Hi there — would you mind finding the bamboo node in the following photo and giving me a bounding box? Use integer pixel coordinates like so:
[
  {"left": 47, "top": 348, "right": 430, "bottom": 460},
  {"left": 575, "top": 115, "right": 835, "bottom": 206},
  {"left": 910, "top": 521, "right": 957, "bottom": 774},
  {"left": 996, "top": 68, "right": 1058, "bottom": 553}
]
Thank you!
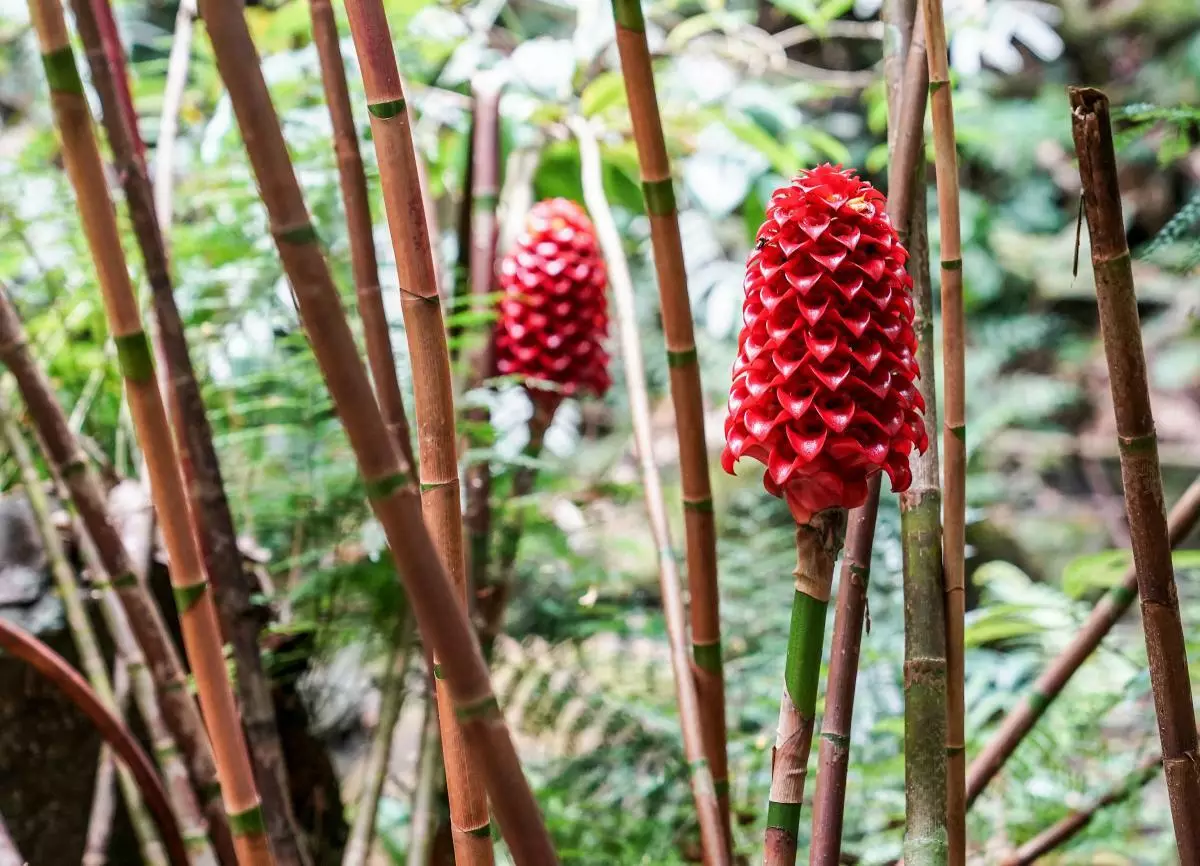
[
  {"left": 691, "top": 640, "right": 722, "bottom": 673},
  {"left": 1117, "top": 432, "right": 1157, "bottom": 455},
  {"left": 941, "top": 257, "right": 962, "bottom": 271},
  {"left": 641, "top": 178, "right": 677, "bottom": 216},
  {"left": 62, "top": 455, "right": 88, "bottom": 477},
  {"left": 112, "top": 571, "right": 139, "bottom": 588},
  {"left": 272, "top": 222, "right": 320, "bottom": 246},
  {"left": 765, "top": 800, "right": 803, "bottom": 830},
  {"left": 683, "top": 497, "right": 714, "bottom": 513},
  {"left": 611, "top": 0, "right": 647, "bottom": 33},
  {"left": 40, "top": 46, "right": 84, "bottom": 95},
  {"left": 928, "top": 79, "right": 948, "bottom": 93},
  {"left": 114, "top": 332, "right": 156, "bottom": 383},
  {"left": 363, "top": 470, "right": 412, "bottom": 500},
  {"left": 820, "top": 731, "right": 850, "bottom": 749},
  {"left": 665, "top": 347, "right": 698, "bottom": 368},
  {"left": 227, "top": 803, "right": 266, "bottom": 836},
  {"left": 946, "top": 745, "right": 965, "bottom": 756},
  {"left": 433, "top": 663, "right": 444, "bottom": 680},
  {"left": 419, "top": 479, "right": 455, "bottom": 492},
  {"left": 948, "top": 423, "right": 965, "bottom": 442},
  {"left": 472, "top": 191, "right": 499, "bottom": 212},
  {"left": 463, "top": 822, "right": 492, "bottom": 839},
  {"left": 454, "top": 694, "right": 501, "bottom": 722},
  {"left": 172, "top": 581, "right": 209, "bottom": 614},
  {"left": 366, "top": 97, "right": 407, "bottom": 119}
]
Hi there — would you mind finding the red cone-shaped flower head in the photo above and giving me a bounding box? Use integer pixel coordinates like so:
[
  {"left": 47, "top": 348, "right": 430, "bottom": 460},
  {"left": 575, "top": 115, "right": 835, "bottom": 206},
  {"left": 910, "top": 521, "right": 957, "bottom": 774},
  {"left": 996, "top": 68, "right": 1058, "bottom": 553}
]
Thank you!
[
  {"left": 721, "top": 164, "right": 927, "bottom": 524},
  {"left": 494, "top": 198, "right": 611, "bottom": 401}
]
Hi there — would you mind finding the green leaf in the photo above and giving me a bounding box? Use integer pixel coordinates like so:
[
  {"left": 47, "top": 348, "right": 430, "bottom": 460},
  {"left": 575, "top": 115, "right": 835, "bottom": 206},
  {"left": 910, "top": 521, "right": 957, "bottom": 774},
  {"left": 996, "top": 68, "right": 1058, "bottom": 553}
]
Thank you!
[
  {"left": 581, "top": 72, "right": 628, "bottom": 117},
  {"left": 1062, "top": 549, "right": 1200, "bottom": 598}
]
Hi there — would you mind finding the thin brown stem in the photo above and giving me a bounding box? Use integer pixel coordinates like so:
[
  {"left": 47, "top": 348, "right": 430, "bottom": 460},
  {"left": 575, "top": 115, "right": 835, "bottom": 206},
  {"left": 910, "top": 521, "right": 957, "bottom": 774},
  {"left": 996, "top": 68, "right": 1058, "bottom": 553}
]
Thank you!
[
  {"left": 607, "top": 0, "right": 729, "bottom": 843},
  {"left": 966, "top": 476, "right": 1200, "bottom": 805},
  {"left": 194, "top": 2, "right": 557, "bottom": 860},
  {"left": 73, "top": 0, "right": 306, "bottom": 857},
  {"left": 1069, "top": 85, "right": 1200, "bottom": 861},
  {"left": 574, "top": 115, "right": 729, "bottom": 866},
  {"left": 0, "top": 285, "right": 235, "bottom": 866},
  {"left": 920, "top": 1, "right": 965, "bottom": 861}
]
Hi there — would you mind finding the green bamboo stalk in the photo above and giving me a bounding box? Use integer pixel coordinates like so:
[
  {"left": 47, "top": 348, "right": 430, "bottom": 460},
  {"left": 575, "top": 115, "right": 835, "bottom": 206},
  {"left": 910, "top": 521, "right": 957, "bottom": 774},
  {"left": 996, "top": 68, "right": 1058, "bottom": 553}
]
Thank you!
[
  {"left": 764, "top": 511, "right": 846, "bottom": 866},
  {"left": 0, "top": 399, "right": 169, "bottom": 866},
  {"left": 920, "top": 1, "right": 966, "bottom": 861},
  {"left": 606, "top": 0, "right": 730, "bottom": 845},
  {"left": 1069, "top": 86, "right": 1200, "bottom": 862}
]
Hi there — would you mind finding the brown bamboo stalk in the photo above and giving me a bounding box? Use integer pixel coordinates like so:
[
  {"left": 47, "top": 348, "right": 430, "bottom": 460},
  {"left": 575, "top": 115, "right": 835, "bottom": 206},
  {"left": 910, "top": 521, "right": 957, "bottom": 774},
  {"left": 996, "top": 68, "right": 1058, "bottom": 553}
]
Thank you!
[
  {"left": 17, "top": 6, "right": 272, "bottom": 856},
  {"left": 308, "top": 0, "right": 415, "bottom": 469},
  {"left": 1069, "top": 85, "right": 1200, "bottom": 862},
  {"left": 72, "top": 1, "right": 307, "bottom": 859},
  {"left": 0, "top": 616, "right": 190, "bottom": 866},
  {"left": 1000, "top": 751, "right": 1163, "bottom": 866},
  {"left": 83, "top": 658, "right": 126, "bottom": 866},
  {"left": 0, "top": 401, "right": 168, "bottom": 866},
  {"left": 0, "top": 284, "right": 237, "bottom": 866},
  {"left": 573, "top": 114, "right": 728, "bottom": 866},
  {"left": 463, "top": 74, "right": 503, "bottom": 607},
  {"left": 921, "top": 2, "right": 965, "bottom": 862},
  {"left": 193, "top": 2, "right": 557, "bottom": 861},
  {"left": 607, "top": 1, "right": 729, "bottom": 842},
  {"left": 0, "top": 810, "right": 24, "bottom": 866},
  {"left": 966, "top": 475, "right": 1200, "bottom": 805},
  {"left": 337, "top": 7, "right": 492, "bottom": 862}
]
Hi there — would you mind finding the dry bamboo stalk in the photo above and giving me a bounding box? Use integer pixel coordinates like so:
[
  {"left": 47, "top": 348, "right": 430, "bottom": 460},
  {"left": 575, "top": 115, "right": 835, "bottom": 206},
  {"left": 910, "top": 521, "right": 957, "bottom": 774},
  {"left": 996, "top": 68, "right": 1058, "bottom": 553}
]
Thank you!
[
  {"left": 153, "top": 0, "right": 196, "bottom": 231},
  {"left": 1069, "top": 86, "right": 1200, "bottom": 862},
  {"left": 920, "top": 1, "right": 965, "bottom": 861},
  {"left": 193, "top": 2, "right": 557, "bottom": 860},
  {"left": 74, "top": 0, "right": 307, "bottom": 858},
  {"left": 338, "top": 6, "right": 492, "bottom": 861},
  {"left": 308, "top": 0, "right": 415, "bottom": 469},
  {"left": 0, "top": 616, "right": 190, "bottom": 866},
  {"left": 574, "top": 114, "right": 729, "bottom": 865},
  {"left": 83, "top": 658, "right": 126, "bottom": 866},
  {"left": 0, "top": 284, "right": 236, "bottom": 865},
  {"left": 0, "top": 402, "right": 168, "bottom": 866},
  {"left": 966, "top": 475, "right": 1200, "bottom": 805},
  {"left": 607, "top": 0, "right": 729, "bottom": 841},
  {"left": 17, "top": 4, "right": 272, "bottom": 854},
  {"left": 1000, "top": 751, "right": 1162, "bottom": 865}
]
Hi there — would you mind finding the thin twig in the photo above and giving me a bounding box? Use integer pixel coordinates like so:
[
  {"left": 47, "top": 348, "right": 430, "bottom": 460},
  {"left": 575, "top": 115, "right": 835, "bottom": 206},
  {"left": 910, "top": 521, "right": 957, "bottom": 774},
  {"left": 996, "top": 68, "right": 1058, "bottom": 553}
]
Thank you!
[{"left": 83, "top": 658, "right": 131, "bottom": 866}]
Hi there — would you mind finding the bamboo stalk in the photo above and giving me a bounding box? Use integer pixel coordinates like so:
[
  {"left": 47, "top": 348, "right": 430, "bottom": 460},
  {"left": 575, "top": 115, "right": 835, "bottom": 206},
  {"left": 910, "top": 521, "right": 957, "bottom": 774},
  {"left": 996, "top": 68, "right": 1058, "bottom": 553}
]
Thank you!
[
  {"left": 308, "top": 0, "right": 415, "bottom": 469},
  {"left": 154, "top": 0, "right": 196, "bottom": 231},
  {"left": 342, "top": 616, "right": 415, "bottom": 866},
  {"left": 407, "top": 692, "right": 441, "bottom": 866},
  {"left": 606, "top": 0, "right": 729, "bottom": 841},
  {"left": 72, "top": 0, "right": 307, "bottom": 859},
  {"left": 0, "top": 812, "right": 24, "bottom": 866},
  {"left": 193, "top": 3, "right": 557, "bottom": 860},
  {"left": 808, "top": 479, "right": 878, "bottom": 866},
  {"left": 0, "top": 403, "right": 169, "bottom": 866},
  {"left": 0, "top": 284, "right": 236, "bottom": 866},
  {"left": 337, "top": 8, "right": 493, "bottom": 862},
  {"left": 22, "top": 2, "right": 274, "bottom": 859},
  {"left": 999, "top": 751, "right": 1163, "bottom": 866},
  {"left": 1069, "top": 86, "right": 1200, "bottom": 862},
  {"left": 920, "top": 2, "right": 965, "bottom": 862},
  {"left": 463, "top": 75, "right": 503, "bottom": 607},
  {"left": 574, "top": 114, "right": 729, "bottom": 866},
  {"left": 0, "top": 616, "right": 190, "bottom": 866},
  {"left": 83, "top": 658, "right": 126, "bottom": 866},
  {"left": 966, "top": 475, "right": 1200, "bottom": 804}
]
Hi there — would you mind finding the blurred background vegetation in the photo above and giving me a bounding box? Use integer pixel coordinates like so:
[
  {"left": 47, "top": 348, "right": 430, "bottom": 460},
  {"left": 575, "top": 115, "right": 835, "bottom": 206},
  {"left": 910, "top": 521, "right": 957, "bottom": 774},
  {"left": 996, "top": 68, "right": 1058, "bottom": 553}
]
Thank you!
[{"left": 0, "top": 0, "right": 1199, "bottom": 861}]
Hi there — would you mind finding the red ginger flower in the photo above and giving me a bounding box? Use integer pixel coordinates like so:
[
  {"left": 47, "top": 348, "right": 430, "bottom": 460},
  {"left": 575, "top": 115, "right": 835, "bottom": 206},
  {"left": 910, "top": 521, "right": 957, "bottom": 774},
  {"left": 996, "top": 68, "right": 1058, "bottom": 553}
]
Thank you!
[
  {"left": 494, "top": 198, "right": 611, "bottom": 401},
  {"left": 721, "top": 164, "right": 927, "bottom": 524}
]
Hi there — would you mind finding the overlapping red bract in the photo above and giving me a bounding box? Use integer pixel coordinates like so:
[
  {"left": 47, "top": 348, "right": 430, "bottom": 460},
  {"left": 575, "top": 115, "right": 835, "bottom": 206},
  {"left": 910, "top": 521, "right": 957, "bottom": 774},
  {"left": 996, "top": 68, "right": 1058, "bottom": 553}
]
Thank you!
[
  {"left": 494, "top": 198, "right": 611, "bottom": 400},
  {"left": 721, "top": 164, "right": 927, "bottom": 524}
]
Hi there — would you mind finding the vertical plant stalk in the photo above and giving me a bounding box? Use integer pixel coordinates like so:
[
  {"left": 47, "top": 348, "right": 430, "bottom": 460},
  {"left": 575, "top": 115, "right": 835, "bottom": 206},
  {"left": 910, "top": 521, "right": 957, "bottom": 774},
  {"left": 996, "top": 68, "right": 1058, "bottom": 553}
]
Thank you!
[
  {"left": 0, "top": 811, "right": 24, "bottom": 866},
  {"left": 0, "top": 616, "right": 190, "bottom": 866},
  {"left": 18, "top": 5, "right": 274, "bottom": 859},
  {"left": 73, "top": 0, "right": 308, "bottom": 859},
  {"left": 84, "top": 659, "right": 126, "bottom": 866},
  {"left": 463, "top": 75, "right": 503, "bottom": 606},
  {"left": 193, "top": 2, "right": 558, "bottom": 860},
  {"left": 1000, "top": 751, "right": 1163, "bottom": 865},
  {"left": 339, "top": 7, "right": 493, "bottom": 862},
  {"left": 1069, "top": 86, "right": 1200, "bottom": 862},
  {"left": 574, "top": 115, "right": 729, "bottom": 866},
  {"left": 0, "top": 402, "right": 169, "bottom": 866},
  {"left": 309, "top": 0, "right": 415, "bottom": 469},
  {"left": 407, "top": 692, "right": 442, "bottom": 866},
  {"left": 764, "top": 511, "right": 846, "bottom": 866},
  {"left": 0, "top": 285, "right": 236, "bottom": 866},
  {"left": 921, "top": 1, "right": 966, "bottom": 862},
  {"left": 808, "top": 479, "right": 878, "bottom": 866},
  {"left": 607, "top": 1, "right": 730, "bottom": 843},
  {"left": 153, "top": 0, "right": 196, "bottom": 231},
  {"left": 341, "top": 616, "right": 415, "bottom": 866},
  {"left": 966, "top": 476, "right": 1200, "bottom": 804}
]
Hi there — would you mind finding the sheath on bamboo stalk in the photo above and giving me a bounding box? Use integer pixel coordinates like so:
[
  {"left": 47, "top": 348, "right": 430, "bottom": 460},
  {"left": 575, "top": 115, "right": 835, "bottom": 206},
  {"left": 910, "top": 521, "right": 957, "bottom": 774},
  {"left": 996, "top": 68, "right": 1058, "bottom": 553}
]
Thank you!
[
  {"left": 20, "top": 5, "right": 272, "bottom": 860},
  {"left": 194, "top": 2, "right": 557, "bottom": 860},
  {"left": 1069, "top": 86, "right": 1200, "bottom": 862},
  {"left": 966, "top": 475, "right": 1200, "bottom": 805},
  {"left": 723, "top": 162, "right": 928, "bottom": 864},
  {"left": 921, "top": 1, "right": 966, "bottom": 861},
  {"left": 0, "top": 401, "right": 169, "bottom": 866},
  {"left": 0, "top": 616, "right": 190, "bottom": 866},
  {"left": 1000, "top": 752, "right": 1163, "bottom": 866},
  {"left": 0, "top": 285, "right": 237, "bottom": 865},
  {"left": 574, "top": 115, "right": 728, "bottom": 865},
  {"left": 73, "top": 0, "right": 307, "bottom": 859},
  {"left": 607, "top": 0, "right": 730, "bottom": 839}
]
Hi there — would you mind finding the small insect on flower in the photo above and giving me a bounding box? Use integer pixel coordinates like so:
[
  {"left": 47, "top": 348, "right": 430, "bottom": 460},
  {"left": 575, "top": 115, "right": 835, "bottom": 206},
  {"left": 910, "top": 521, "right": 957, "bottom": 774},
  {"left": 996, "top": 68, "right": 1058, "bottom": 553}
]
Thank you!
[
  {"left": 494, "top": 198, "right": 612, "bottom": 402},
  {"left": 721, "top": 164, "right": 927, "bottom": 524}
]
